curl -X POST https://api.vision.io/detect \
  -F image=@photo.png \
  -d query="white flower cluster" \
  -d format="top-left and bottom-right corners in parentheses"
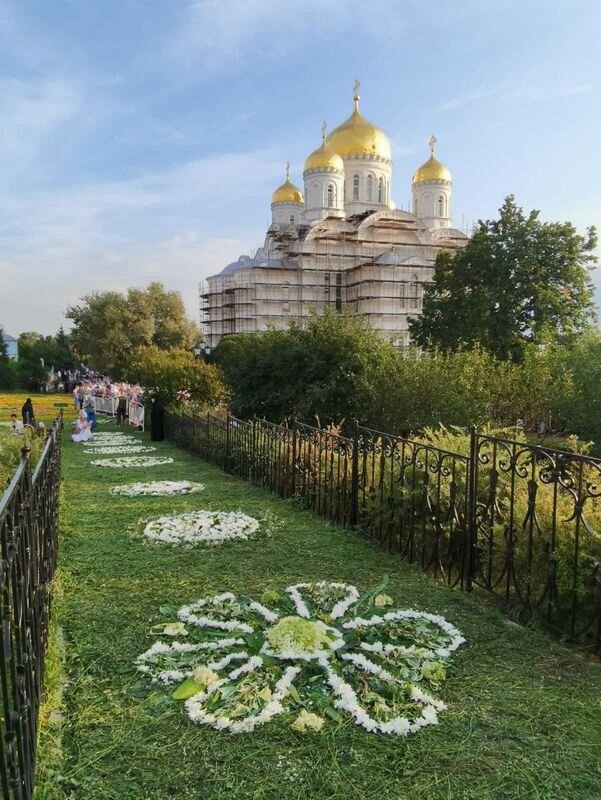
top-left (86, 445), bottom-right (156, 455)
top-left (91, 456), bottom-right (175, 468)
top-left (143, 511), bottom-right (260, 546)
top-left (135, 582), bottom-right (465, 737)
top-left (110, 481), bottom-right (205, 497)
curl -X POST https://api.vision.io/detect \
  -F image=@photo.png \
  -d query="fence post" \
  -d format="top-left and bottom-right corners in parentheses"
top-left (207, 411), bottom-right (211, 462)
top-left (465, 426), bottom-right (478, 591)
top-left (225, 412), bottom-right (231, 472)
top-left (291, 419), bottom-right (298, 496)
top-left (251, 416), bottom-right (257, 483)
top-left (350, 420), bottom-right (359, 526)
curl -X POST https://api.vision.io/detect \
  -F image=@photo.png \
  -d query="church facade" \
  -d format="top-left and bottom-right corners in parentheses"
top-left (200, 86), bottom-right (468, 351)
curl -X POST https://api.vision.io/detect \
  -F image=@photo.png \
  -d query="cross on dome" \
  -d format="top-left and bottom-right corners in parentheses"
top-left (429, 134), bottom-right (437, 155)
top-left (285, 161), bottom-right (290, 180)
top-left (353, 79), bottom-right (360, 111)
top-left (321, 120), bottom-right (327, 141)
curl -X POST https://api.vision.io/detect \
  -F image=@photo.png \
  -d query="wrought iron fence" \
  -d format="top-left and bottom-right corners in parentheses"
top-left (0, 415), bottom-right (63, 800)
top-left (165, 411), bottom-right (601, 651)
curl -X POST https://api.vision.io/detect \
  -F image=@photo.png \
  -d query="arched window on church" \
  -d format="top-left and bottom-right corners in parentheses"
top-left (327, 184), bottom-right (335, 208)
top-left (414, 197), bottom-right (418, 216)
top-left (378, 177), bottom-right (384, 203)
top-left (353, 174), bottom-right (360, 201)
top-left (367, 174), bottom-right (374, 202)
top-left (438, 195), bottom-right (445, 217)
top-left (289, 215), bottom-right (295, 224)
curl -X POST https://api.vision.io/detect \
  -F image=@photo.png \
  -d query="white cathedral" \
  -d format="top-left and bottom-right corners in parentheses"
top-left (200, 85), bottom-right (468, 351)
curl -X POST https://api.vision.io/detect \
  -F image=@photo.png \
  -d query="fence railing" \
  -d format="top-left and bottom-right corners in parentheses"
top-left (0, 415), bottom-right (63, 799)
top-left (165, 411), bottom-right (601, 651)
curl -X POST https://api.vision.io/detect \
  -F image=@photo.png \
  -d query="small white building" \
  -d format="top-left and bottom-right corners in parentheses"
top-left (0, 327), bottom-right (18, 361)
top-left (201, 86), bottom-right (468, 351)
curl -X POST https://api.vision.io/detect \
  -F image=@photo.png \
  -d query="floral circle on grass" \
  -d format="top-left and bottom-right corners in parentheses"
top-left (111, 481), bottom-right (205, 497)
top-left (134, 581), bottom-right (465, 736)
top-left (91, 456), bottom-right (174, 468)
top-left (143, 510), bottom-right (259, 546)
top-left (85, 445), bottom-right (157, 455)
top-left (91, 435), bottom-right (140, 445)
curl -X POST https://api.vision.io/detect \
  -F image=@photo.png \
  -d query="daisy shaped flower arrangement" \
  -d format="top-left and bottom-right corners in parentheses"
top-left (134, 581), bottom-right (465, 736)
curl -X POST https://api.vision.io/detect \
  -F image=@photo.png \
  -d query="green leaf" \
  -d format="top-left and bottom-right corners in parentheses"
top-left (172, 677), bottom-right (203, 701)
top-left (348, 575), bottom-right (390, 615)
top-left (288, 684), bottom-right (302, 704)
top-left (323, 705), bottom-right (342, 722)
top-left (243, 632), bottom-right (266, 653)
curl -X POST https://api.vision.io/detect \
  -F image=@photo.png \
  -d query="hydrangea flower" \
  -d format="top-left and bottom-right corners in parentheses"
top-left (91, 456), bottom-right (174, 468)
top-left (111, 481), bottom-right (205, 497)
top-left (85, 445), bottom-right (157, 455)
top-left (135, 581), bottom-right (465, 736)
top-left (142, 510), bottom-right (260, 546)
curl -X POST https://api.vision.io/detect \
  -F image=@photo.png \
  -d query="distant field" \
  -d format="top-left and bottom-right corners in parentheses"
top-left (0, 391), bottom-right (73, 421)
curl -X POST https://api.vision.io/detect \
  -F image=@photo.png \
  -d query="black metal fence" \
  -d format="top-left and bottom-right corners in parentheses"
top-left (165, 411), bottom-right (601, 651)
top-left (0, 416), bottom-right (63, 800)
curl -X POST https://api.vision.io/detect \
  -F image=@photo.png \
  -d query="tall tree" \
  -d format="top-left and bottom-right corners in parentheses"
top-left (212, 308), bottom-right (398, 425)
top-left (66, 282), bottom-right (200, 374)
top-left (409, 196), bottom-right (597, 360)
top-left (126, 346), bottom-right (226, 407)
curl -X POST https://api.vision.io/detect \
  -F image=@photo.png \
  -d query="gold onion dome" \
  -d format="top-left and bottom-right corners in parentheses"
top-left (412, 135), bottom-right (452, 183)
top-left (327, 86), bottom-right (392, 161)
top-left (305, 123), bottom-right (344, 171)
top-left (271, 164), bottom-right (304, 204)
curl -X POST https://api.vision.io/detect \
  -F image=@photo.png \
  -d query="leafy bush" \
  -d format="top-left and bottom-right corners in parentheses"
top-left (126, 346), bottom-right (227, 408)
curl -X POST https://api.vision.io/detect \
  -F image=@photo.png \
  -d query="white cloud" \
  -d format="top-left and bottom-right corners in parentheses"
top-left (0, 147), bottom-right (284, 334)
top-left (439, 81), bottom-right (594, 112)
top-left (168, 0), bottom-right (408, 75)
top-left (0, 78), bottom-right (82, 169)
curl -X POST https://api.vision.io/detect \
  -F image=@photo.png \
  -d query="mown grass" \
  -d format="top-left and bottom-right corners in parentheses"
top-left (37, 424), bottom-right (601, 799)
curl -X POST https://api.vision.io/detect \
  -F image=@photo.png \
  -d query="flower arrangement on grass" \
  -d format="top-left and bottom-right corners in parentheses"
top-left (111, 481), bottom-right (205, 497)
top-left (134, 581), bottom-right (465, 736)
top-left (142, 510), bottom-right (259, 546)
top-left (91, 456), bottom-right (174, 468)
top-left (85, 445), bottom-right (156, 455)
top-left (92, 434), bottom-right (139, 444)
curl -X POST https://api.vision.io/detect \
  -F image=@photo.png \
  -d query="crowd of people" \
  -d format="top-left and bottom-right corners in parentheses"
top-left (70, 376), bottom-right (145, 429)
top-left (4, 376), bottom-right (165, 446)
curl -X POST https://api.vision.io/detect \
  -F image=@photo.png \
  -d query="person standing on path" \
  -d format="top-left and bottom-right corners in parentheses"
top-left (149, 394), bottom-right (165, 441)
top-left (21, 398), bottom-right (35, 427)
top-left (116, 393), bottom-right (127, 426)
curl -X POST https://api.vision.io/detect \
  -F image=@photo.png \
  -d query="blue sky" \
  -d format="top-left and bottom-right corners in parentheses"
top-left (0, 0), bottom-right (600, 335)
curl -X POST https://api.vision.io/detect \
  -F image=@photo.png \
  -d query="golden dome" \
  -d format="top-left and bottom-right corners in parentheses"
top-left (271, 165), bottom-right (304, 204)
top-left (304, 129), bottom-right (344, 172)
top-left (412, 135), bottom-right (452, 183)
top-left (327, 93), bottom-right (392, 161)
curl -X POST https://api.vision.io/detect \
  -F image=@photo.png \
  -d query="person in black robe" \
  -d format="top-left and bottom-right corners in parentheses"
top-left (21, 398), bottom-right (35, 427)
top-left (149, 394), bottom-right (165, 441)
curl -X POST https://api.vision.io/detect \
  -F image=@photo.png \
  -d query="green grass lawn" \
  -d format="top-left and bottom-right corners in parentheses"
top-left (37, 423), bottom-right (601, 800)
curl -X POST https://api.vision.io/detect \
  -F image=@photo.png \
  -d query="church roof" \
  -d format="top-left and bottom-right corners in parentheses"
top-left (218, 256), bottom-right (283, 276)
top-left (0, 328), bottom-right (17, 343)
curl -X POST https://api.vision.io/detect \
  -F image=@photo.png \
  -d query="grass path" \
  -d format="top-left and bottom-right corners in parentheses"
top-left (37, 423), bottom-right (601, 799)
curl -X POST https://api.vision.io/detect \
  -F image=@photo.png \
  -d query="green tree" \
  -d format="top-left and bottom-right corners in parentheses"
top-left (66, 282), bottom-right (200, 375)
top-left (212, 308), bottom-right (398, 425)
top-left (0, 330), bottom-right (19, 389)
top-left (555, 329), bottom-right (601, 452)
top-left (410, 196), bottom-right (597, 360)
top-left (126, 346), bottom-right (226, 407)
